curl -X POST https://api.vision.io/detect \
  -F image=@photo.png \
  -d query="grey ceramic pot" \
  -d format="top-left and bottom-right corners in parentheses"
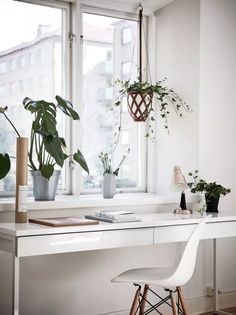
top-left (102, 173), bottom-right (116, 198)
top-left (31, 170), bottom-right (61, 201)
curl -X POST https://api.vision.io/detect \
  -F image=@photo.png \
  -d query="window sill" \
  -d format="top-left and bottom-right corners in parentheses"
top-left (0, 193), bottom-right (198, 212)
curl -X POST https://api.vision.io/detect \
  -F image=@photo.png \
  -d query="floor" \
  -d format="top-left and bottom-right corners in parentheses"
top-left (202, 309), bottom-right (236, 315)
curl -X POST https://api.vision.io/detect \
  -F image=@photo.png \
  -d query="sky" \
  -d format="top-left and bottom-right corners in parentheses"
top-left (0, 0), bottom-right (61, 51)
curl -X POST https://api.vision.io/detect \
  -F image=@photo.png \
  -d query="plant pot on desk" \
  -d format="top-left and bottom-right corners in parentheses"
top-left (205, 194), bottom-right (220, 213)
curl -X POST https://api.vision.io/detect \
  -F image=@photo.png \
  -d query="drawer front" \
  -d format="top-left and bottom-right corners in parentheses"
top-left (17, 228), bottom-right (153, 257)
top-left (154, 224), bottom-right (196, 244)
top-left (154, 221), bottom-right (236, 244)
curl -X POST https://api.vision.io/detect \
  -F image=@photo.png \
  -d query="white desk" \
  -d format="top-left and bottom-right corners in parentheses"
top-left (0, 212), bottom-right (236, 315)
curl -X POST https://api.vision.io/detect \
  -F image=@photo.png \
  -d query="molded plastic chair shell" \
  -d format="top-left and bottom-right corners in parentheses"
top-left (112, 216), bottom-right (210, 288)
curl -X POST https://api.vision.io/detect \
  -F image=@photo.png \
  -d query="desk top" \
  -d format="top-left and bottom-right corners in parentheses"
top-left (0, 211), bottom-right (236, 238)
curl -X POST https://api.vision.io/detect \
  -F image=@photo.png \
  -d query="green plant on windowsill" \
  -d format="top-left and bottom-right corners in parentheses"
top-left (99, 148), bottom-right (130, 176)
top-left (114, 78), bottom-right (192, 140)
top-left (0, 106), bottom-right (21, 180)
top-left (188, 170), bottom-right (231, 213)
top-left (22, 95), bottom-right (89, 179)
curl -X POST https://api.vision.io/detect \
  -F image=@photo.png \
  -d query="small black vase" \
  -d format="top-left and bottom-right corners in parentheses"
top-left (205, 194), bottom-right (220, 212)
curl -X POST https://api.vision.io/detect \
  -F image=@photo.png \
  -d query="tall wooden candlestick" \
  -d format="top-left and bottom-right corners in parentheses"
top-left (15, 137), bottom-right (28, 223)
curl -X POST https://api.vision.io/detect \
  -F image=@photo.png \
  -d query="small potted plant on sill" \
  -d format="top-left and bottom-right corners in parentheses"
top-left (188, 170), bottom-right (231, 213)
top-left (22, 95), bottom-right (89, 201)
top-left (99, 148), bottom-right (130, 198)
top-left (114, 78), bottom-right (191, 139)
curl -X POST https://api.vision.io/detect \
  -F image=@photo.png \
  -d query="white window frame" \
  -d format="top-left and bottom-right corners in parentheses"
top-left (0, 0), bottom-right (71, 197)
top-left (73, 6), bottom-right (148, 195)
top-left (2, 1), bottom-right (153, 197)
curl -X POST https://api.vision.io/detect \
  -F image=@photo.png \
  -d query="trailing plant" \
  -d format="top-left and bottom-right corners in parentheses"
top-left (99, 148), bottom-right (130, 176)
top-left (188, 170), bottom-right (231, 198)
top-left (0, 106), bottom-right (21, 180)
top-left (23, 96), bottom-right (89, 179)
top-left (114, 78), bottom-right (191, 140)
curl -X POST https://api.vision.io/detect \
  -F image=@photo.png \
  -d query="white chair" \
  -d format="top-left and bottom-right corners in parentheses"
top-left (111, 216), bottom-right (210, 315)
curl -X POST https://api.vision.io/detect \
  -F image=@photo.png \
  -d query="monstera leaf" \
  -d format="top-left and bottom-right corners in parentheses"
top-left (23, 97), bottom-right (57, 135)
top-left (73, 150), bottom-right (89, 174)
top-left (0, 153), bottom-right (11, 180)
top-left (56, 95), bottom-right (80, 120)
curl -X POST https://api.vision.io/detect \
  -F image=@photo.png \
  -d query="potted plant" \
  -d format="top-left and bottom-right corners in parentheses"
top-left (99, 148), bottom-right (130, 198)
top-left (22, 95), bottom-right (89, 201)
top-left (188, 170), bottom-right (231, 212)
top-left (114, 78), bottom-right (191, 139)
top-left (0, 106), bottom-right (21, 181)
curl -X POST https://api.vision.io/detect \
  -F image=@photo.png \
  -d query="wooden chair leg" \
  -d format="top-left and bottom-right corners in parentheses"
top-left (177, 286), bottom-right (190, 315)
top-left (170, 291), bottom-right (178, 315)
top-left (139, 284), bottom-right (149, 314)
top-left (129, 286), bottom-right (141, 315)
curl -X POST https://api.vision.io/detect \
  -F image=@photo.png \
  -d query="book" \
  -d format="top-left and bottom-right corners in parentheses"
top-left (95, 210), bottom-right (136, 220)
top-left (29, 217), bottom-right (99, 227)
top-left (85, 213), bottom-right (141, 223)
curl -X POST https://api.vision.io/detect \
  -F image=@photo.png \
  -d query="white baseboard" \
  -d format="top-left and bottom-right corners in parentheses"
top-left (103, 291), bottom-right (236, 315)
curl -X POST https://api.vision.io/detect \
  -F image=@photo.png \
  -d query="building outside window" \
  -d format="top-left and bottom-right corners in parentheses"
top-left (0, 0), bottom-right (66, 195)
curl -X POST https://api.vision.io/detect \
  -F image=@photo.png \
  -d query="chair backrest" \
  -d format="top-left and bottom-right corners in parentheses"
top-left (169, 215), bottom-right (211, 286)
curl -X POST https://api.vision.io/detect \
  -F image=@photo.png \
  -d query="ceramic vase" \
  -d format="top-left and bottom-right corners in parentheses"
top-left (102, 173), bottom-right (116, 198)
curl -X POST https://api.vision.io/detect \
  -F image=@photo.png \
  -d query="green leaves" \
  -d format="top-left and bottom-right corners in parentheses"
top-left (73, 150), bottom-right (89, 174)
top-left (23, 95), bottom-right (88, 179)
top-left (41, 164), bottom-right (54, 179)
top-left (187, 170), bottom-right (231, 197)
top-left (23, 97), bottom-right (57, 135)
top-left (0, 153), bottom-right (11, 180)
top-left (56, 95), bottom-right (80, 120)
top-left (43, 133), bottom-right (65, 168)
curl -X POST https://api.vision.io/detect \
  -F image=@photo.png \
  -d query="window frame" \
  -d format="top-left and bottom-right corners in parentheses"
top-left (1, 1), bottom-right (151, 197)
top-left (75, 6), bottom-right (148, 195)
top-left (0, 0), bottom-right (71, 197)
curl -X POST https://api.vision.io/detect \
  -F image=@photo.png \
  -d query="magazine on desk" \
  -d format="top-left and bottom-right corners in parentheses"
top-left (85, 210), bottom-right (141, 223)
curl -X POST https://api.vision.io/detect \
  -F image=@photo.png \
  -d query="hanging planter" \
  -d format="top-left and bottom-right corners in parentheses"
top-left (127, 91), bottom-right (153, 122)
top-left (113, 4), bottom-right (192, 139)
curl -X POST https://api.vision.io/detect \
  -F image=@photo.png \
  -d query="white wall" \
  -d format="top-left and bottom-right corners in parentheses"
top-left (155, 0), bottom-right (236, 300)
top-left (199, 0), bottom-right (236, 292)
top-left (155, 0), bottom-right (200, 194)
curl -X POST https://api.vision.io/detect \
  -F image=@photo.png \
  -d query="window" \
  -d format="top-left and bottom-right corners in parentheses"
top-left (0, 2), bottom-right (147, 197)
top-left (0, 62), bottom-right (6, 73)
top-left (81, 12), bottom-right (145, 193)
top-left (10, 59), bottom-right (17, 71)
top-left (122, 26), bottom-right (132, 45)
top-left (0, 0), bottom-right (68, 195)
top-left (121, 61), bottom-right (131, 81)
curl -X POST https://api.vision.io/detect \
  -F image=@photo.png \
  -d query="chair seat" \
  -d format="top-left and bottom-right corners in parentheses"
top-left (111, 267), bottom-right (179, 287)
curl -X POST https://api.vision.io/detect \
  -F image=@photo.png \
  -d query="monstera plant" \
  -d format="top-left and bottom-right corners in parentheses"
top-left (23, 96), bottom-right (89, 200)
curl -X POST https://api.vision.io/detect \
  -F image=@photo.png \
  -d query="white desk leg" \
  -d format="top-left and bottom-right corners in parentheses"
top-left (12, 255), bottom-right (19, 315)
top-left (213, 239), bottom-right (233, 315)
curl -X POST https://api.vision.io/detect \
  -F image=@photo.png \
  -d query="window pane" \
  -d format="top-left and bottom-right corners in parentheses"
top-left (82, 13), bottom-right (145, 191)
top-left (0, 0), bottom-right (65, 194)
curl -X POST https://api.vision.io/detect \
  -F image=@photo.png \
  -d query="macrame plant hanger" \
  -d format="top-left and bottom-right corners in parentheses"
top-left (127, 3), bottom-right (153, 122)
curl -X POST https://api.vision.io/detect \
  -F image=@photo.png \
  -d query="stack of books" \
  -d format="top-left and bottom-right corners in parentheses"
top-left (85, 210), bottom-right (140, 223)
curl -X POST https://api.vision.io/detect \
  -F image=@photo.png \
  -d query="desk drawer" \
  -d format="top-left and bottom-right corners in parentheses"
top-left (17, 228), bottom-right (153, 257)
top-left (154, 221), bottom-right (236, 244)
top-left (154, 224), bottom-right (196, 244)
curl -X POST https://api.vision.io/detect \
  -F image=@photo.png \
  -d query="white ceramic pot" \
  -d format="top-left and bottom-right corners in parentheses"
top-left (102, 173), bottom-right (116, 198)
